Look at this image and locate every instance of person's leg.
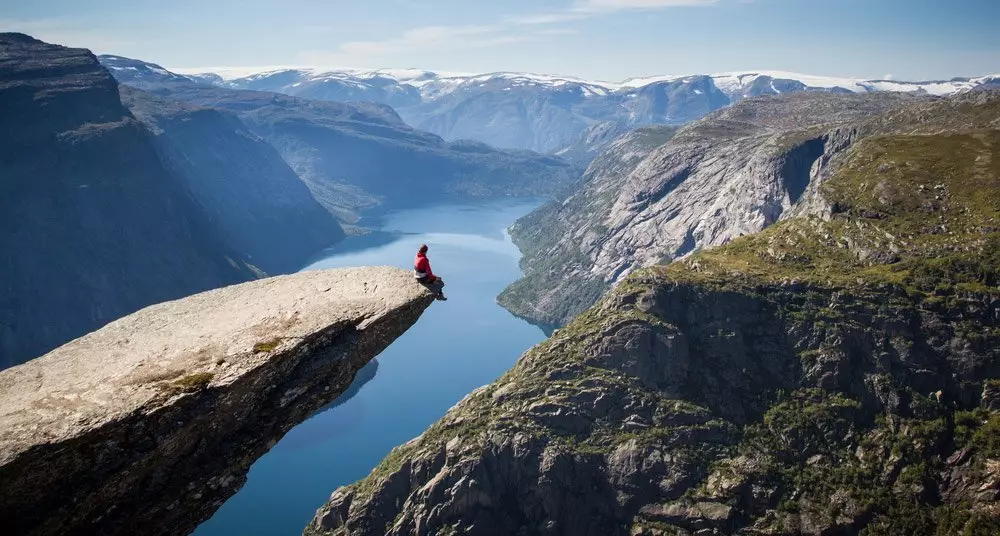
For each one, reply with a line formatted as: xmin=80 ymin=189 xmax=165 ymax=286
xmin=418 ymin=278 xmax=446 ymax=300
xmin=431 ymin=279 xmax=446 ymax=300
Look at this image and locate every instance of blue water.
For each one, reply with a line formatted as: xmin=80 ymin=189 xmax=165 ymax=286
xmin=193 ymin=199 xmax=546 ymax=536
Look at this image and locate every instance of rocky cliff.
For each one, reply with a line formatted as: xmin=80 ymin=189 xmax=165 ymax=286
xmin=0 ymin=33 xmax=257 ymax=368
xmin=0 ymin=267 xmax=437 ymax=536
xmin=498 ymin=91 xmax=1000 ymax=328
xmin=554 ymin=121 xmax=635 ymax=166
xmin=306 ymin=98 xmax=1000 ymax=535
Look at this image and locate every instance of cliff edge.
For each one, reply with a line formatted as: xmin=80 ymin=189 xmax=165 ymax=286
xmin=0 ymin=267 xmax=436 ymax=536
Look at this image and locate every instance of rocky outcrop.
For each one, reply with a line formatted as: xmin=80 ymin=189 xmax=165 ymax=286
xmin=497 ymin=91 xmax=1000 ymax=328
xmin=0 ymin=33 xmax=257 ymax=367
xmin=0 ymin=267 xmax=437 ymax=536
xmin=306 ymin=104 xmax=1000 ymax=535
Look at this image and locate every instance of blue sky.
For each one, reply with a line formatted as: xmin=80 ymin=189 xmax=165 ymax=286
xmin=1 ymin=0 xmax=998 ymax=81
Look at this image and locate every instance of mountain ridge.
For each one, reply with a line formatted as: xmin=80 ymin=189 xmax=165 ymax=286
xmin=171 ymin=64 xmax=1000 ymax=97
xmin=160 ymin=62 xmax=1000 ymax=153
xmin=498 ymin=91 xmax=927 ymax=327
xmin=100 ymin=54 xmax=582 ymax=223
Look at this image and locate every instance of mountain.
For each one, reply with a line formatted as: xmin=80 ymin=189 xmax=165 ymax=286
xmin=498 ymin=91 xmax=920 ymax=326
xmin=99 ymin=54 xmax=198 ymax=88
xmin=554 ymin=120 xmax=634 ymax=166
xmin=119 ymin=86 xmax=344 ymax=274
xmin=501 ymin=89 xmax=1000 ymax=329
xmin=101 ymin=55 xmax=583 ymax=223
xmin=0 ymin=34 xmax=257 ymax=367
xmin=173 ymin=65 xmax=1000 ymax=155
xmin=306 ymin=90 xmax=1000 ymax=536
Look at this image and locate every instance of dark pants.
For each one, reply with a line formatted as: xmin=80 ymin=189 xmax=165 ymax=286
xmin=417 ymin=277 xmax=445 ymax=297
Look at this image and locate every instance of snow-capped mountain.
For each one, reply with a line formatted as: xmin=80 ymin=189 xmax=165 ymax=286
xmin=157 ymin=61 xmax=1000 ymax=154
xmin=175 ymin=65 xmax=999 ymax=102
xmin=621 ymin=70 xmax=998 ymax=97
xmin=100 ymin=55 xmax=197 ymax=87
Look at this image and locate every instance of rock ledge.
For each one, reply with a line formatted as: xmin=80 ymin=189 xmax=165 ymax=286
xmin=0 ymin=266 xmax=436 ymax=536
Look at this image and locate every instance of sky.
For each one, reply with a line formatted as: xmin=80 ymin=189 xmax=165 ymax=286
xmin=1 ymin=0 xmax=998 ymax=82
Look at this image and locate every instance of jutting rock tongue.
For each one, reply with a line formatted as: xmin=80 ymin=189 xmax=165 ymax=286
xmin=0 ymin=267 xmax=437 ymax=536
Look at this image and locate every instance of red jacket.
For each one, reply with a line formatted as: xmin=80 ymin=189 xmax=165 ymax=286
xmin=414 ymin=252 xmax=435 ymax=279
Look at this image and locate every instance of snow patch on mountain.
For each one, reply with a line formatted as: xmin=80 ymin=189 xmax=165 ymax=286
xmin=170 ymin=64 xmax=996 ymax=104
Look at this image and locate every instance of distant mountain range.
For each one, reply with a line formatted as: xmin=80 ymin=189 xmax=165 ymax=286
xmin=153 ymin=61 xmax=999 ymax=155
xmin=174 ymin=65 xmax=1000 ymax=101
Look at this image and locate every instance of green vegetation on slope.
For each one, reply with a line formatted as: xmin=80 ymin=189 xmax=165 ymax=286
xmin=663 ymin=131 xmax=1000 ymax=298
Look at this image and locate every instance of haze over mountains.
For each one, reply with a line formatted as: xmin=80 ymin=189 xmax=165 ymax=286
xmin=100 ymin=54 xmax=580 ymax=220
xmin=166 ymin=62 xmax=999 ymax=155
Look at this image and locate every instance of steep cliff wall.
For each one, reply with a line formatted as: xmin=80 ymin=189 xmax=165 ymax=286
xmin=307 ymin=116 xmax=1000 ymax=535
xmin=499 ymin=91 xmax=1000 ymax=328
xmin=0 ymin=33 xmax=256 ymax=367
xmin=0 ymin=267 xmax=437 ymax=536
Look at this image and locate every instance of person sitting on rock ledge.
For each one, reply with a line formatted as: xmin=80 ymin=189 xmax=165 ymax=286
xmin=414 ymin=244 xmax=447 ymax=301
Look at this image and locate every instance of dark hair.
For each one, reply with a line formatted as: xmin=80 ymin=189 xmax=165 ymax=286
xmin=419 ymin=244 xmax=428 ymax=253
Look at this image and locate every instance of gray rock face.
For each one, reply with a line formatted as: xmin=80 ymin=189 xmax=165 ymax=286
xmin=0 ymin=33 xmax=257 ymax=367
xmin=0 ymin=267 xmax=437 ymax=536
xmin=553 ymin=120 xmax=633 ymax=166
xmin=499 ymin=92 xmax=918 ymax=327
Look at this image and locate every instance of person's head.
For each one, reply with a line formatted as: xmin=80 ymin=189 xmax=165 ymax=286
xmin=419 ymin=244 xmax=428 ymax=254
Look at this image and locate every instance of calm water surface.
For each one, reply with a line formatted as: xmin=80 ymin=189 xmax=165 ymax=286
xmin=194 ymin=199 xmax=546 ymax=535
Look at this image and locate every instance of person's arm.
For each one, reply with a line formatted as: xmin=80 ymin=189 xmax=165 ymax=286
xmin=425 ymin=258 xmax=435 ymax=279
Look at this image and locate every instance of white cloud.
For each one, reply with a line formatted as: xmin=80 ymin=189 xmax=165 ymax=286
xmin=507 ymin=13 xmax=590 ymax=25
xmin=575 ymin=0 xmax=719 ymax=11
xmin=534 ymin=28 xmax=580 ymax=36
xmin=329 ymin=24 xmax=521 ymax=60
xmin=883 ymin=73 xmax=895 ymax=80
